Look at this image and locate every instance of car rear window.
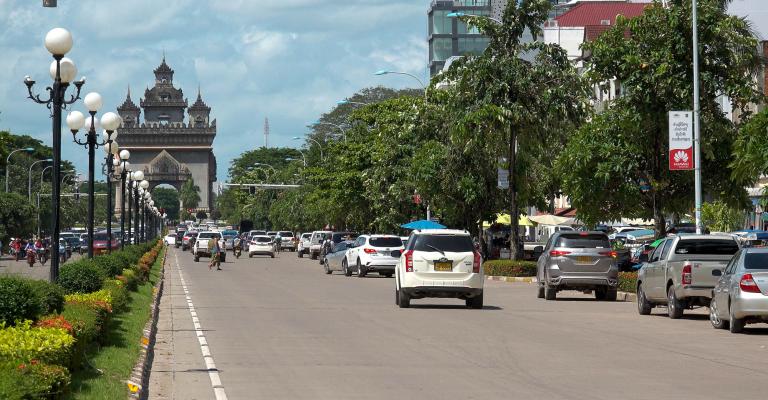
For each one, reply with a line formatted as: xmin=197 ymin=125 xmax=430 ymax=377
xmin=279 ymin=231 xmax=293 ymax=237
xmin=187 ymin=232 xmax=198 ymax=237
xmin=93 ymin=234 xmax=112 ymax=241
xmin=555 ymin=234 xmax=610 ymax=249
xmin=370 ymin=237 xmax=403 ymax=248
xmin=255 ymin=237 xmax=272 ymax=243
xmin=414 ymin=235 xmax=474 ymax=253
xmin=198 ymin=233 xmax=220 ymax=239
xmin=744 ymin=253 xmax=768 ymax=270
xmin=675 ymin=239 xmax=738 ymax=255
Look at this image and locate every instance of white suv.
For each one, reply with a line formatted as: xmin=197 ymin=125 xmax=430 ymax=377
xmin=297 ymin=233 xmax=312 ymax=258
xmin=309 ymin=231 xmax=332 ymax=260
xmin=345 ymin=235 xmax=404 ymax=278
xmin=193 ymin=231 xmax=226 ymax=263
xmin=393 ymin=229 xmax=483 ymax=309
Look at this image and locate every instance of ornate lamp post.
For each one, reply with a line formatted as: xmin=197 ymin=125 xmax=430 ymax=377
xmin=132 ymin=171 xmax=144 ymax=245
xmin=101 ymin=113 xmax=121 ymax=253
xmin=139 ymin=180 xmax=150 ymax=242
xmin=117 ymin=150 xmax=130 ymax=249
xmin=24 ymin=27 xmax=85 ymax=281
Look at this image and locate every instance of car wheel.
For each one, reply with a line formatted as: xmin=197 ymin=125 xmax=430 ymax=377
xmin=709 ymin=297 xmax=727 ymax=329
xmin=729 ymin=301 xmax=745 ymax=333
xmin=270 ymin=253 xmax=275 ymax=259
xmin=667 ymin=285 xmax=684 ymax=319
xmin=343 ymin=260 xmax=352 ymax=277
xmin=383 ymin=272 xmax=393 ymax=278
xmin=248 ymin=253 xmax=253 ymax=258
xmin=595 ymin=287 xmax=607 ymax=300
xmin=466 ymin=293 xmax=484 ymax=309
xmin=398 ymin=289 xmax=410 ymax=308
xmin=194 ymin=255 xmax=199 ymax=262
xmin=298 ymin=250 xmax=303 ymax=258
xmin=537 ymin=285 xmax=545 ymax=299
xmin=324 ymin=259 xmax=332 ymax=274
xmin=605 ymin=288 xmax=617 ymax=301
xmin=544 ymin=285 xmax=556 ymax=301
xmin=356 ymin=259 xmax=366 ymax=278
xmin=395 ymin=289 xmax=400 ymax=306
xmin=637 ymin=283 xmax=652 ymax=315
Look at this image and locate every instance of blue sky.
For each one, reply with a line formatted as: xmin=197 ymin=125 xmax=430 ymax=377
xmin=0 ymin=0 xmax=765 ymax=183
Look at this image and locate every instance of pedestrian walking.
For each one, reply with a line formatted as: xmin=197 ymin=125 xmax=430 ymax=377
xmin=208 ymin=236 xmax=222 ymax=271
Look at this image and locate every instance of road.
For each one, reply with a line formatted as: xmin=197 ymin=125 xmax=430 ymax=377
xmin=149 ymin=246 xmax=768 ymax=400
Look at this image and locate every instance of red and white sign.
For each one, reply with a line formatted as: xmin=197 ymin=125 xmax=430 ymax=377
xmin=669 ymin=111 xmax=693 ymax=171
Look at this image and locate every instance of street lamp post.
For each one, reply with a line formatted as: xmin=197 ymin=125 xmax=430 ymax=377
xmin=140 ymin=180 xmax=150 ymax=242
xmin=5 ymin=147 xmax=34 ymax=193
xmin=337 ymin=100 xmax=368 ymax=106
xmin=24 ymin=27 xmax=85 ymax=282
xmin=101 ymin=113 xmax=121 ymax=253
xmin=311 ymin=121 xmax=347 ymax=142
xmin=28 ymin=159 xmax=53 ymax=201
xmin=292 ymin=136 xmax=324 ymax=161
xmin=132 ymin=171 xmax=144 ymax=244
xmin=374 ymin=70 xmax=427 ymax=90
xmin=117 ymin=150 xmax=130 ymax=249
xmin=692 ymin=0 xmax=703 ymax=234
xmin=126 ymin=174 xmax=134 ymax=246
xmin=40 ymin=165 xmax=53 ymax=194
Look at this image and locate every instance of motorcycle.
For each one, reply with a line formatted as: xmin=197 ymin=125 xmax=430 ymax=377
xmin=37 ymin=248 xmax=48 ymax=265
xmin=234 ymin=245 xmax=242 ymax=258
xmin=26 ymin=250 xmax=36 ymax=268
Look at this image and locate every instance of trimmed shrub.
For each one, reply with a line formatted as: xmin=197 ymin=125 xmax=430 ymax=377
xmin=119 ymin=268 xmax=139 ymax=291
xmin=619 ymin=272 xmax=638 ymax=293
xmin=0 ymin=360 xmax=71 ymax=400
xmin=0 ymin=277 xmax=41 ymax=326
xmin=0 ymin=321 xmax=74 ymax=365
xmin=27 ymin=279 xmax=65 ymax=315
xmin=483 ymin=260 xmax=537 ymax=277
xmin=57 ymin=260 xmax=105 ymax=294
xmin=102 ymin=279 xmax=129 ymax=312
xmin=65 ymin=289 xmax=114 ymax=314
xmin=35 ymin=315 xmax=73 ymax=335
xmin=92 ymin=254 xmax=123 ymax=277
xmin=60 ymin=303 xmax=101 ymax=369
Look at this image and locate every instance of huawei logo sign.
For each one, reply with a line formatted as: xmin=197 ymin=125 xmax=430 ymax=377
xmin=673 ymin=150 xmax=689 ymax=163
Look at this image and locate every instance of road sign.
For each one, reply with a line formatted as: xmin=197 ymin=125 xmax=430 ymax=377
xmin=497 ymin=157 xmax=509 ymax=189
xmin=669 ymin=111 xmax=693 ymax=171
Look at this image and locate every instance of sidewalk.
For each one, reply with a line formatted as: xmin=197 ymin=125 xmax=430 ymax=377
xmin=148 ymin=251 xmax=216 ymax=400
xmin=0 ymin=253 xmax=82 ymax=280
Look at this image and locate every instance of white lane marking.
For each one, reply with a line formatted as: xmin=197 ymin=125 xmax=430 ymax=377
xmin=174 ymin=251 xmax=228 ymax=400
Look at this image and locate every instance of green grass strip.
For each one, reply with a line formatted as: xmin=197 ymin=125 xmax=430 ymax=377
xmin=64 ymin=246 xmax=165 ymax=400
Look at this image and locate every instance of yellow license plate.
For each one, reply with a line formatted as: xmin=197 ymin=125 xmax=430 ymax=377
xmin=434 ymin=262 xmax=452 ymax=272
xmin=576 ymin=256 xmax=593 ymax=264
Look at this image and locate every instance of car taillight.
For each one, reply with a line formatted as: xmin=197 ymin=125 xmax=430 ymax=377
xmin=404 ymin=250 xmax=414 ymax=272
xmin=473 ymin=251 xmax=481 ymax=273
xmin=363 ymin=248 xmax=377 ymax=254
xmin=599 ymin=250 xmax=618 ymax=258
xmin=682 ymin=264 xmax=692 ymax=285
xmin=740 ymin=273 xmax=761 ymax=293
xmin=549 ymin=250 xmax=571 ymax=257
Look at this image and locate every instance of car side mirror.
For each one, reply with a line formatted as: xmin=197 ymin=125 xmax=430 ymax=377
xmin=712 ymin=269 xmax=722 ymax=277
xmin=391 ymin=250 xmax=402 ymax=258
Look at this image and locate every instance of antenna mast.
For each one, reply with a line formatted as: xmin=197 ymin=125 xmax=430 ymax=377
xmin=264 ymin=117 xmax=270 ymax=148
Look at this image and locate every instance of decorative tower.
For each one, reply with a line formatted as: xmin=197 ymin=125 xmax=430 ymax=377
xmin=141 ymin=57 xmax=187 ymax=125
xmin=188 ymin=86 xmax=211 ymax=128
xmin=117 ymin=86 xmax=141 ymax=127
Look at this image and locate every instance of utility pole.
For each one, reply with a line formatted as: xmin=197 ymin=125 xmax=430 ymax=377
xmin=692 ymin=0 xmax=703 ymax=234
xmin=264 ymin=117 xmax=270 ymax=148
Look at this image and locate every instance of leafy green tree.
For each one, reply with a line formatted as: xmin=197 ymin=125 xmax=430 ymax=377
xmin=0 ymin=192 xmax=35 ymax=244
xmin=559 ymin=0 xmax=762 ymax=234
xmin=180 ymin=178 xmax=201 ymax=210
xmin=195 ymin=211 xmax=208 ymax=221
xmin=701 ymin=201 xmax=745 ymax=232
xmin=152 ymin=187 xmax=180 ymax=222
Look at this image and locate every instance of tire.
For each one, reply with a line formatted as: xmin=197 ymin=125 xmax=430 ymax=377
xmin=298 ymin=250 xmax=304 ymax=258
xmin=595 ymin=287 xmax=607 ymax=300
xmin=667 ymin=285 xmax=684 ymax=319
xmin=466 ymin=293 xmax=484 ymax=309
xmin=544 ymin=285 xmax=556 ymax=301
xmin=395 ymin=289 xmax=400 ymax=306
xmin=637 ymin=283 xmax=652 ymax=315
xmin=270 ymin=253 xmax=275 ymax=259
xmin=605 ymin=288 xmax=617 ymax=302
xmin=194 ymin=255 xmax=199 ymax=262
xmin=383 ymin=272 xmax=393 ymax=278
xmin=356 ymin=259 xmax=367 ymax=278
xmin=709 ymin=297 xmax=727 ymax=329
xmin=729 ymin=302 xmax=745 ymax=333
xmin=310 ymin=252 xmax=317 ymax=260
xmin=398 ymin=289 xmax=411 ymax=308
xmin=248 ymin=253 xmax=253 ymax=258
xmin=324 ymin=259 xmax=332 ymax=274
xmin=343 ymin=260 xmax=352 ymax=277
xmin=537 ymin=285 xmax=545 ymax=299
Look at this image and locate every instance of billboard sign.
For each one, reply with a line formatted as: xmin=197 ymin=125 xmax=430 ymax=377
xmin=669 ymin=111 xmax=693 ymax=171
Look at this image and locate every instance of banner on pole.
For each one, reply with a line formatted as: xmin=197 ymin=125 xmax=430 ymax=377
xmin=669 ymin=111 xmax=693 ymax=171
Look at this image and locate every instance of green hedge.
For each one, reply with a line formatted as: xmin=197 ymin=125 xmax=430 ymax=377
xmin=619 ymin=272 xmax=638 ymax=293
xmin=483 ymin=260 xmax=537 ymax=277
xmin=60 ymin=303 xmax=102 ymax=370
xmin=28 ymin=280 xmax=65 ymax=316
xmin=0 ymin=360 xmax=71 ymax=400
xmin=57 ymin=260 xmax=106 ymax=294
xmin=0 ymin=277 xmax=41 ymax=326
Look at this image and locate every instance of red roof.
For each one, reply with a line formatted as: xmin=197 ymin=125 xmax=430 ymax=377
xmin=555 ymin=2 xmax=649 ymax=28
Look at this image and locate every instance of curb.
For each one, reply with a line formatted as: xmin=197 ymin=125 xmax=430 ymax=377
xmin=127 ymin=246 xmax=167 ymax=399
xmin=487 ymin=275 xmax=637 ymax=303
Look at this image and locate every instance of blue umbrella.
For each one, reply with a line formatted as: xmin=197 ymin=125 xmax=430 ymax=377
xmin=400 ymin=220 xmax=447 ymax=230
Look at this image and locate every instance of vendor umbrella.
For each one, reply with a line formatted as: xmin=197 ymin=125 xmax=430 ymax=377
xmin=401 ymin=220 xmax=447 ymax=230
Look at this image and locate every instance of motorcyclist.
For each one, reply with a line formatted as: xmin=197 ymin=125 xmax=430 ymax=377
xmin=12 ymin=238 xmax=22 ymax=261
xmin=25 ymin=239 xmax=37 ymax=267
xmin=233 ymin=236 xmax=242 ymax=257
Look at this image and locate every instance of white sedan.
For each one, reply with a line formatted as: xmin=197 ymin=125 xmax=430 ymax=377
xmin=249 ymin=235 xmax=275 ymax=258
xmin=164 ymin=233 xmax=177 ymax=246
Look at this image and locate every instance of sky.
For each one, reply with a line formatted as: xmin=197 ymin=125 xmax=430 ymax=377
xmin=0 ymin=0 xmax=765 ymax=183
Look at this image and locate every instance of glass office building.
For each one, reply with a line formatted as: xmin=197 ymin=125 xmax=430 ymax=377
xmin=428 ymin=0 xmax=497 ymax=76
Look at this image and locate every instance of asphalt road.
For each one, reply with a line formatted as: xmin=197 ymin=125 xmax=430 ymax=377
xmin=150 ymin=246 xmax=768 ymax=400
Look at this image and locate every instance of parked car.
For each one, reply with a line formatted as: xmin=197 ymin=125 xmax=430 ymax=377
xmin=62 ymin=236 xmax=80 ymax=255
xmin=323 ymin=240 xmax=355 ymax=274
xmin=79 ymin=233 xmax=88 ymax=254
xmin=710 ymin=247 xmax=768 ymax=333
xmin=344 ymin=234 xmax=404 ymax=278
xmin=278 ymin=231 xmax=295 ymax=251
xmin=536 ymin=231 xmax=619 ymax=301
xmin=637 ymin=234 xmax=740 ymax=318
xmin=248 ymin=235 xmax=275 ymax=258
xmin=182 ymin=231 xmax=198 ymax=251
xmin=164 ymin=233 xmax=177 ymax=246
xmin=297 ymin=233 xmax=312 ymax=258
xmin=193 ymin=232 xmax=226 ymax=263
xmin=393 ymin=229 xmax=483 ymax=309
xmin=309 ymin=231 xmax=332 ymax=260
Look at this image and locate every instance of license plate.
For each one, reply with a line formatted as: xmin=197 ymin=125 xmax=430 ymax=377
xmin=434 ymin=261 xmax=452 ymax=272
xmin=381 ymin=251 xmax=390 ymax=257
xmin=576 ymin=256 xmax=593 ymax=264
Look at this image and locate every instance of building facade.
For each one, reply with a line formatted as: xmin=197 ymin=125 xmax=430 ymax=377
xmin=116 ymin=57 xmax=218 ymax=212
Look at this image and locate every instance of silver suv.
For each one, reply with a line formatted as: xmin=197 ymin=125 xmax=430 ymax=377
xmin=536 ymin=231 xmax=618 ymax=301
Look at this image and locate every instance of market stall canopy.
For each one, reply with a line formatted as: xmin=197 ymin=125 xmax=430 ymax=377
xmin=401 ymin=220 xmax=447 ymax=230
xmin=529 ymin=215 xmax=575 ymax=226
xmin=482 ymin=214 xmax=534 ymax=228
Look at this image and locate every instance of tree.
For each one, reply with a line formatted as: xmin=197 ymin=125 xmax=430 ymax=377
xmin=195 ymin=211 xmax=208 ymax=221
xmin=443 ymin=0 xmax=590 ymax=258
xmin=0 ymin=192 xmax=35 ymax=244
xmin=559 ymin=0 xmax=762 ymax=234
xmin=180 ymin=178 xmax=201 ymax=210
xmin=152 ymin=187 xmax=180 ymax=222
xmin=701 ymin=201 xmax=745 ymax=232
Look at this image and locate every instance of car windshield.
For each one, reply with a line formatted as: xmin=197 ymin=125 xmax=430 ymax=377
xmin=675 ymin=239 xmax=738 ymax=255
xmin=332 ymin=233 xmax=357 ymax=243
xmin=413 ymin=235 xmax=474 ymax=253
xmin=744 ymin=253 xmax=768 ymax=270
xmin=555 ymin=234 xmax=610 ymax=249
xmin=187 ymin=232 xmax=198 ymax=237
xmin=255 ymin=237 xmax=272 ymax=243
xmin=93 ymin=234 xmax=112 ymax=241
xmin=370 ymin=237 xmax=403 ymax=248
xmin=279 ymin=231 xmax=293 ymax=237
xmin=198 ymin=233 xmax=220 ymax=239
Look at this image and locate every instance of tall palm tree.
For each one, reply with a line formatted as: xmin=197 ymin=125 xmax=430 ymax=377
xmin=179 ymin=178 xmax=200 ymax=210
